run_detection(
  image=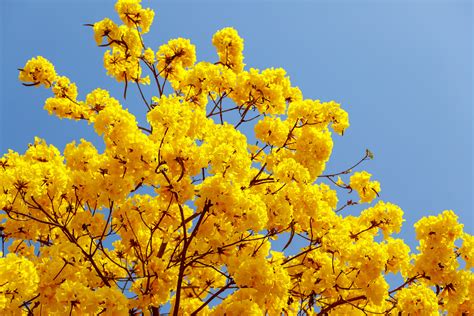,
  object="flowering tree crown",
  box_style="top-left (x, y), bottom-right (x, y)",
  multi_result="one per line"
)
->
top-left (1, 0), bottom-right (473, 315)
